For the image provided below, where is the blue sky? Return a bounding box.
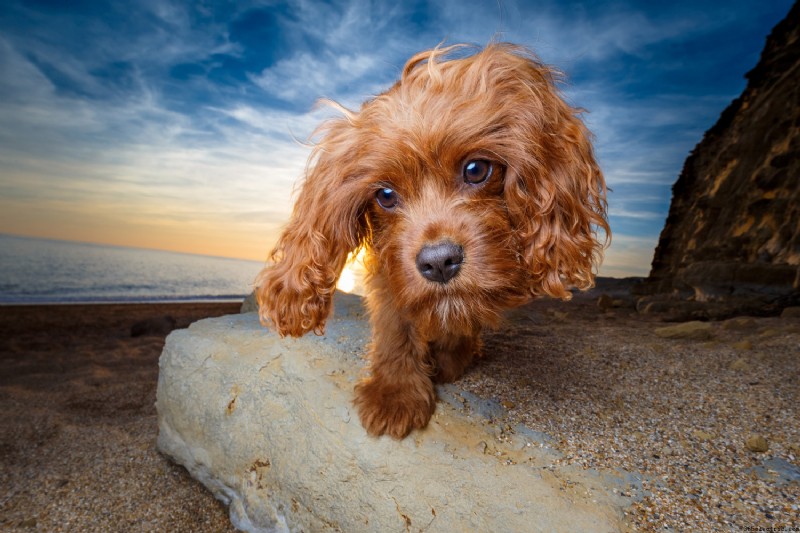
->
[0,0,793,277]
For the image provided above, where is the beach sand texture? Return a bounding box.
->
[1,303,238,532]
[1,295,799,531]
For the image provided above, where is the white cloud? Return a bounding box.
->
[252,51,381,103]
[0,30,311,256]
[608,206,664,221]
[2,0,790,268]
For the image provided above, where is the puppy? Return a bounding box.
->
[256,43,609,439]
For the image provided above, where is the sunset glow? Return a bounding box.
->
[0,1,792,275]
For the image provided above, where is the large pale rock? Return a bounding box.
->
[156,293,637,532]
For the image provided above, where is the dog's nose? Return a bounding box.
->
[415,241,464,284]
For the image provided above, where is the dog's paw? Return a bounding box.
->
[353,377,435,439]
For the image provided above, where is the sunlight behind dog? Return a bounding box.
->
[336,249,366,295]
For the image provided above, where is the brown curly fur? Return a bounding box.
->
[256,43,609,439]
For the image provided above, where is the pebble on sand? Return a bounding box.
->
[729,358,751,371]
[654,321,713,340]
[722,317,757,331]
[780,307,800,319]
[745,435,769,453]
[692,430,715,442]
[597,294,614,311]
[732,340,753,351]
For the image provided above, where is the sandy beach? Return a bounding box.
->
[0,303,239,532]
[464,290,800,531]
[1,294,798,532]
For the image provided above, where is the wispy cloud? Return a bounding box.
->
[608,206,665,221]
[251,51,380,103]
[0,0,793,274]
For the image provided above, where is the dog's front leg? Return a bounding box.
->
[353,303,436,439]
[430,333,482,384]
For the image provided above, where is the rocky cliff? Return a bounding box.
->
[638,2,799,314]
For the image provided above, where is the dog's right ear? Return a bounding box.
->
[489,45,609,300]
[256,112,365,337]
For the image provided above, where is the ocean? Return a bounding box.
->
[0,234,265,304]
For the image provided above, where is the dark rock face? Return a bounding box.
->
[637,2,800,316]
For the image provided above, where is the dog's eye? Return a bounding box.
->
[463,159,493,185]
[375,188,398,209]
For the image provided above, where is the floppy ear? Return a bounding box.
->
[504,57,609,300]
[256,115,365,336]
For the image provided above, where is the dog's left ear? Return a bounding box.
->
[502,52,610,300]
[256,113,366,336]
